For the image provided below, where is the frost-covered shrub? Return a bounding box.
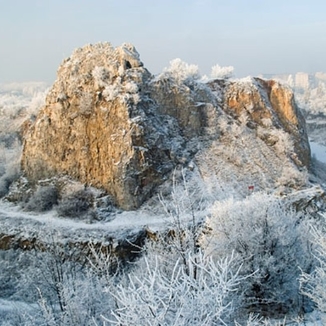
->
[0,82,47,121]
[300,224,326,319]
[270,129,294,156]
[161,58,200,84]
[56,189,93,218]
[276,163,308,189]
[106,251,244,326]
[103,84,121,101]
[25,185,58,212]
[26,90,47,117]
[203,193,311,316]
[0,250,29,300]
[124,81,138,94]
[9,242,115,325]
[92,66,109,88]
[211,64,235,79]
[0,139,21,198]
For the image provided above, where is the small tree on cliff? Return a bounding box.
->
[210,64,235,79]
[161,58,200,84]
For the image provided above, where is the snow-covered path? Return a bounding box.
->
[0,199,202,246]
[0,202,148,244]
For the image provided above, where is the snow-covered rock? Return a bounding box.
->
[21,43,311,210]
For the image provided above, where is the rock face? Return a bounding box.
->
[21,43,186,210]
[224,77,310,167]
[21,43,311,210]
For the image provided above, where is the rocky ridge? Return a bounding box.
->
[21,43,311,210]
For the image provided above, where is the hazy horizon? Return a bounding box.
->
[1,0,326,83]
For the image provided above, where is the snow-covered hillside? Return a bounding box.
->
[0,60,326,324]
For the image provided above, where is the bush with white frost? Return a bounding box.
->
[300,223,326,320]
[103,84,121,101]
[10,238,114,326]
[124,81,138,93]
[92,66,109,88]
[210,64,235,79]
[0,167,318,324]
[161,58,200,84]
[202,192,311,315]
[0,82,47,199]
[104,251,244,326]
[25,185,58,212]
[270,128,294,156]
[56,189,93,218]
[0,146,20,197]
[0,167,20,198]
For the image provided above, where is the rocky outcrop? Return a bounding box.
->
[223,77,310,167]
[149,76,218,139]
[21,43,311,210]
[21,43,186,210]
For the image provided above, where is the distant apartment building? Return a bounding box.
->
[257,72,325,92]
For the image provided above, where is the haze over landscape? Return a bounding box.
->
[2,1,326,325]
[1,0,326,83]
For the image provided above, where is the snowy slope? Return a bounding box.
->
[0,76,325,324]
[0,197,205,247]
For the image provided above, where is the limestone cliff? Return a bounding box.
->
[21,43,186,210]
[21,43,311,210]
[223,77,310,167]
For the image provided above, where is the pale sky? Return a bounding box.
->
[1,0,326,83]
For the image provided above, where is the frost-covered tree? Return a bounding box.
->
[300,221,326,322]
[160,58,200,84]
[0,144,21,197]
[10,234,115,326]
[102,251,245,326]
[210,64,235,79]
[202,192,311,316]
[155,169,207,275]
[103,84,120,101]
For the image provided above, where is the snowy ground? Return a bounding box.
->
[0,186,325,325]
[1,183,323,247]
[0,198,204,247]
[0,80,325,324]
